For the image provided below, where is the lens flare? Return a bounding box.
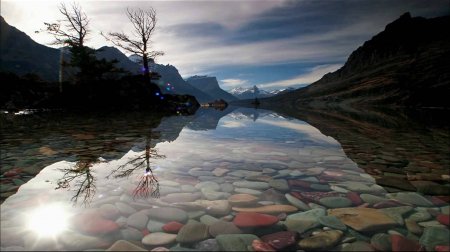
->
[27,204,70,237]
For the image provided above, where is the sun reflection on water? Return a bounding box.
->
[26,204,70,237]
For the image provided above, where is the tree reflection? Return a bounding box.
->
[55,131,164,205]
[55,160,96,206]
[107,136,164,199]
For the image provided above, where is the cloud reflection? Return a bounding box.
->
[257,118,339,145]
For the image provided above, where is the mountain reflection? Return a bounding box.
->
[2,106,449,206]
[268,106,450,194]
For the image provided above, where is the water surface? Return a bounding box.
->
[1,107,449,251]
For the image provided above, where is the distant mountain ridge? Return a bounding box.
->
[186,75,237,102]
[263,13,450,108]
[229,86,295,100]
[0,16,222,103]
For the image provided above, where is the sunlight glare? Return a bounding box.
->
[27,204,70,237]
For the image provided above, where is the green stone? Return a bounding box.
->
[379,206,413,225]
[318,215,347,231]
[370,233,391,251]
[268,179,289,191]
[419,227,450,251]
[319,197,352,208]
[176,222,210,243]
[216,234,259,251]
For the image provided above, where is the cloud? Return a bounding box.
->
[258,64,342,89]
[257,118,339,145]
[221,78,249,88]
[2,0,448,82]
[154,29,354,76]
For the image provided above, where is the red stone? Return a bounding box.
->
[391,234,425,252]
[142,229,150,236]
[233,212,279,228]
[435,245,450,252]
[288,180,311,189]
[252,240,276,252]
[3,168,22,177]
[347,192,363,206]
[437,214,450,226]
[72,210,119,235]
[261,231,298,250]
[162,221,184,233]
[290,191,310,203]
[297,191,342,203]
[432,196,450,206]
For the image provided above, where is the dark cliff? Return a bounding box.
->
[186,75,238,102]
[264,13,450,108]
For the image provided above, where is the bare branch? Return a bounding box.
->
[55,161,96,206]
[43,2,90,47]
[103,6,163,77]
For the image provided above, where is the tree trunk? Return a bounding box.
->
[143,53,150,84]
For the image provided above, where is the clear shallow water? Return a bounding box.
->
[1,107,449,251]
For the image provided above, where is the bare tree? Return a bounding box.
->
[43,2,89,47]
[107,136,163,199]
[55,160,96,206]
[103,7,164,83]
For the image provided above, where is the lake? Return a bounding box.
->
[1,106,449,251]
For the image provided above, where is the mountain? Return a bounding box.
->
[186,75,238,102]
[95,46,140,74]
[0,16,60,81]
[268,87,296,95]
[264,13,450,108]
[0,16,216,103]
[153,65,214,103]
[229,86,295,99]
[95,50,214,102]
[128,54,141,64]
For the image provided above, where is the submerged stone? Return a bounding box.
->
[216,234,259,251]
[328,207,398,232]
[318,215,347,231]
[298,230,343,250]
[419,226,450,251]
[176,222,210,243]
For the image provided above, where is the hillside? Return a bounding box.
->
[0,17,216,103]
[0,16,60,81]
[186,75,237,102]
[264,13,450,108]
[154,65,214,103]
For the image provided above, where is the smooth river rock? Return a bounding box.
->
[228,194,258,206]
[298,230,343,250]
[285,208,326,234]
[328,208,398,232]
[319,196,353,208]
[216,234,260,251]
[233,212,279,228]
[176,222,210,243]
[261,231,298,250]
[142,232,177,246]
[285,193,310,211]
[233,181,270,190]
[146,207,188,223]
[208,221,242,237]
[232,205,297,214]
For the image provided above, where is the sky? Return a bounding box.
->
[2,0,449,91]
